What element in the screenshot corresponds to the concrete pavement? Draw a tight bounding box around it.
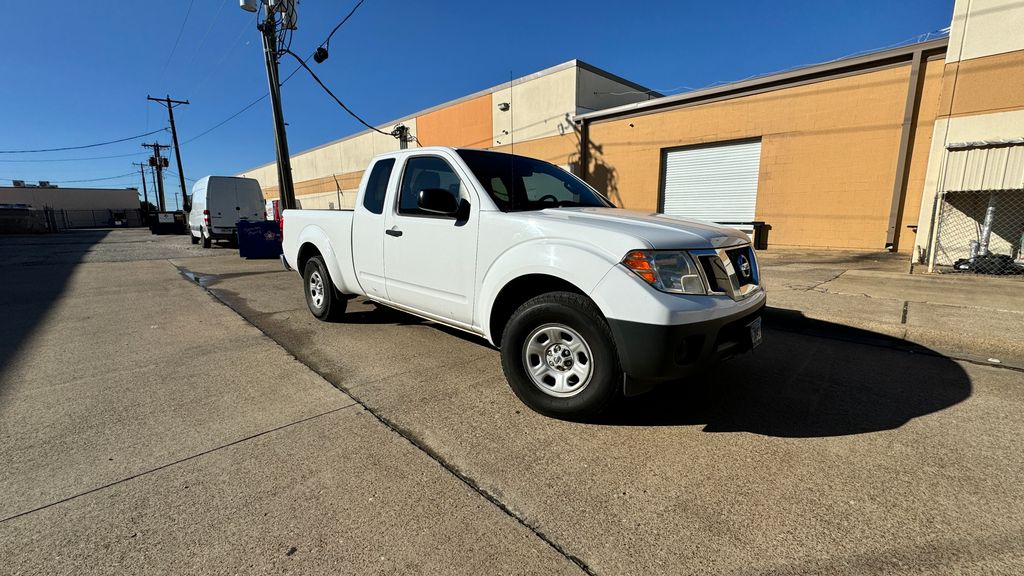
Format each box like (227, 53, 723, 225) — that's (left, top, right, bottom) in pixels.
(2, 230, 1023, 575)
(758, 249, 1024, 366)
(0, 230, 584, 575)
(176, 250, 1023, 575)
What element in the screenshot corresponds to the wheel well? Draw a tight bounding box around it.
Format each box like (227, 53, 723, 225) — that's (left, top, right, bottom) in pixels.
(489, 274, 589, 347)
(296, 242, 321, 274)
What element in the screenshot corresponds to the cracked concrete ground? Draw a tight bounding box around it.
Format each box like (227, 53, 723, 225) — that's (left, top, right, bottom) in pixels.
(3, 230, 1023, 575)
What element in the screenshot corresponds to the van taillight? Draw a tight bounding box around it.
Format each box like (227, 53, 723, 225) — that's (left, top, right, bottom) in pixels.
(279, 214, 284, 239)
(202, 209, 210, 226)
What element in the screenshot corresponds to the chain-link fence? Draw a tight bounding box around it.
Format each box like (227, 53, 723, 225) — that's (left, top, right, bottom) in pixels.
(55, 209, 144, 229)
(932, 190, 1024, 276)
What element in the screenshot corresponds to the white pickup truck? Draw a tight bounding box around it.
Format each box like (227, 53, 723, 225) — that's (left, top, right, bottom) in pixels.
(281, 147, 765, 418)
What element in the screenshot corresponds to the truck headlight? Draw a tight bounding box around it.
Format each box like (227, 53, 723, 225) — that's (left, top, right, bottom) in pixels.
(622, 250, 706, 295)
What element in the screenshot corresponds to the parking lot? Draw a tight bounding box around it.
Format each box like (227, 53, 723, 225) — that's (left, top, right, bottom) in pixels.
(2, 229, 1023, 575)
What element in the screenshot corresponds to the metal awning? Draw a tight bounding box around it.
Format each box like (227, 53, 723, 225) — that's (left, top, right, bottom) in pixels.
(940, 142, 1024, 192)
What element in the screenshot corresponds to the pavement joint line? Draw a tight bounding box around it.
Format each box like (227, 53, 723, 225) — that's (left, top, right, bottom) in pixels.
(0, 404, 358, 525)
(173, 261, 596, 576)
(765, 323, 1024, 373)
(901, 301, 909, 324)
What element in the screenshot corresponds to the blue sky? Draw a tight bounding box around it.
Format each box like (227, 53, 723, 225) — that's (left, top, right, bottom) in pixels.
(0, 0, 953, 209)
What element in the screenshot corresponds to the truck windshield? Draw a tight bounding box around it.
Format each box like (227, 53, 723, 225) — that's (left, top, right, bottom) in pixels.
(456, 149, 613, 212)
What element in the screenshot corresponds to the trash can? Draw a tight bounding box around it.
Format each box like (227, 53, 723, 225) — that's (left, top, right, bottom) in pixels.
(236, 220, 283, 259)
(751, 221, 771, 251)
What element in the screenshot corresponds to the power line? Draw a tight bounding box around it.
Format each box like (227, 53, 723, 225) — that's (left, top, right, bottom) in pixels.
(321, 0, 366, 50)
(166, 169, 196, 183)
(283, 49, 391, 136)
(1, 171, 139, 184)
(0, 128, 168, 154)
(159, 0, 197, 81)
(179, 1, 369, 146)
(0, 151, 147, 163)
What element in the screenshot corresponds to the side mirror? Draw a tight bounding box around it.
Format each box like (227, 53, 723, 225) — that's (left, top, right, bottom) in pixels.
(418, 188, 459, 216)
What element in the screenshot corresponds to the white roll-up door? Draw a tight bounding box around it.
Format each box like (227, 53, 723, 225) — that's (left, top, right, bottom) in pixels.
(662, 139, 762, 226)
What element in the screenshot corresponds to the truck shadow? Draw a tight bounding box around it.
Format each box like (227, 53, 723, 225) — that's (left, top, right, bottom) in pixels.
(600, 309, 973, 437)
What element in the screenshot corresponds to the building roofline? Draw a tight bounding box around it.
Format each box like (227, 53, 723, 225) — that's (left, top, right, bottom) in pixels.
(242, 59, 656, 175)
(575, 37, 949, 124)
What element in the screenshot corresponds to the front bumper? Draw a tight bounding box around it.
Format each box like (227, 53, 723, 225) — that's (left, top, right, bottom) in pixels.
(607, 298, 765, 383)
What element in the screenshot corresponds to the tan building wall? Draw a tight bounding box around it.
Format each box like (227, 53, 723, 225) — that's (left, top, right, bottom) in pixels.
(417, 94, 492, 148)
(0, 187, 140, 211)
(586, 63, 937, 250)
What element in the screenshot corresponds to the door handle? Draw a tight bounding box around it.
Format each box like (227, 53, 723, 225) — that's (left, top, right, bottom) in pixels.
(385, 227, 403, 237)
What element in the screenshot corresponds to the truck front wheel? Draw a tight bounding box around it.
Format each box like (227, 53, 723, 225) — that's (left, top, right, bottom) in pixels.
(303, 255, 347, 321)
(500, 291, 621, 419)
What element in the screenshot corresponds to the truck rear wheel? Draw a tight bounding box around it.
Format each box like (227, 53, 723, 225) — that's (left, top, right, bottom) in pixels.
(303, 255, 346, 321)
(500, 291, 621, 419)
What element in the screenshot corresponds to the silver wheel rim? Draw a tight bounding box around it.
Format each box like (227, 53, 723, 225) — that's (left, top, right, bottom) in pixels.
(309, 271, 325, 309)
(523, 323, 594, 398)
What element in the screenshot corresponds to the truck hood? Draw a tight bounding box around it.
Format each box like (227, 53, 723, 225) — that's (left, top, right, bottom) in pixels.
(530, 207, 751, 250)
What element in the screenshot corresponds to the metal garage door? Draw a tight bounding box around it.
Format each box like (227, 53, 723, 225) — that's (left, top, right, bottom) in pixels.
(661, 139, 761, 226)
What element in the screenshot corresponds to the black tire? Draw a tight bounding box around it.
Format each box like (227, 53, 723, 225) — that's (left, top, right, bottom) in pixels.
(303, 255, 347, 321)
(190, 231, 199, 245)
(500, 291, 622, 420)
(201, 229, 211, 249)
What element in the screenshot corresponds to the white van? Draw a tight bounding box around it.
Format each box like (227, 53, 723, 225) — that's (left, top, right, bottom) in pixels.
(188, 176, 266, 248)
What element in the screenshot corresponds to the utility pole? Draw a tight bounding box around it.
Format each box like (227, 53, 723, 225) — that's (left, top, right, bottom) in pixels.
(132, 162, 151, 217)
(142, 142, 171, 211)
(147, 95, 190, 210)
(242, 0, 297, 210)
(395, 124, 410, 150)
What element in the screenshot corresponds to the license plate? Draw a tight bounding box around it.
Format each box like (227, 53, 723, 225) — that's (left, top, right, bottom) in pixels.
(748, 317, 763, 349)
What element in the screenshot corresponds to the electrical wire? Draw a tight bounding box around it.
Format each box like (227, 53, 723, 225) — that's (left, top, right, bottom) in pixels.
(282, 49, 391, 136)
(180, 1, 370, 146)
(166, 169, 196, 183)
(159, 0, 198, 80)
(0, 128, 168, 154)
(321, 0, 367, 50)
(0, 151, 148, 163)
(1, 171, 139, 184)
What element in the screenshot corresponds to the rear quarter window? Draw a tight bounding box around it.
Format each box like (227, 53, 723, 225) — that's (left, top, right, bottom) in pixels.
(363, 159, 395, 215)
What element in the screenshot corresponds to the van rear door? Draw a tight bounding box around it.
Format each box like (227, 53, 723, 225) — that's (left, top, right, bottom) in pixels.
(206, 177, 235, 230)
(234, 178, 265, 222)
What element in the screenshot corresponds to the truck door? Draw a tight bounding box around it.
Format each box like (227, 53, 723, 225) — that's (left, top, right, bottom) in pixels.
(382, 153, 479, 325)
(351, 158, 396, 301)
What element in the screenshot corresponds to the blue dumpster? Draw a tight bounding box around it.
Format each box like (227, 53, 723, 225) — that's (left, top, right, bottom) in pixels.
(236, 220, 282, 259)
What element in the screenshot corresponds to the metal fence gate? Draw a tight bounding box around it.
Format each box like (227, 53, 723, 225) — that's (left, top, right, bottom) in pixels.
(932, 189, 1024, 275)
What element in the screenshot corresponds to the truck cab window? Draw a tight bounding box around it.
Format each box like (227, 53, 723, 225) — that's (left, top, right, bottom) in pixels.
(362, 158, 395, 215)
(398, 156, 462, 216)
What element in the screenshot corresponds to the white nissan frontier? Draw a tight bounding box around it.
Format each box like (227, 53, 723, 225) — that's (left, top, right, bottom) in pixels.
(281, 147, 764, 418)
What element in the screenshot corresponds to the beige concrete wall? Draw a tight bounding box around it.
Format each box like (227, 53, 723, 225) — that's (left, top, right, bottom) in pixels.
(576, 67, 656, 114)
(587, 64, 918, 250)
(241, 119, 417, 196)
(0, 187, 140, 211)
(491, 67, 576, 147)
(947, 0, 1024, 62)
